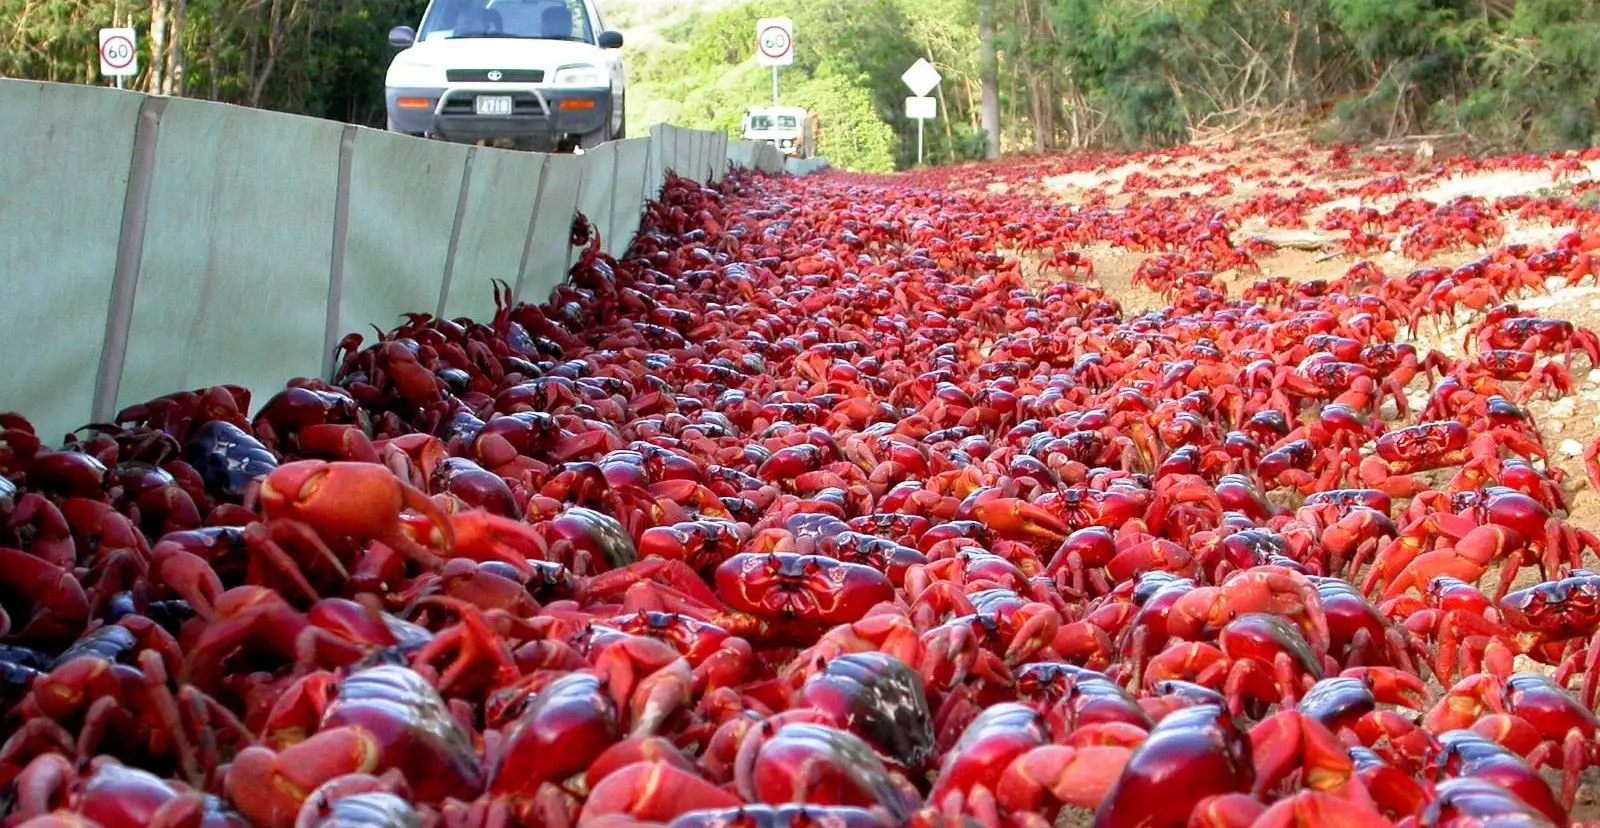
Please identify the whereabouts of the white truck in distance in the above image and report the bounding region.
[384,0,626,152]
[742,106,816,159]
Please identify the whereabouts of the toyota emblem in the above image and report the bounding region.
[487,70,503,81]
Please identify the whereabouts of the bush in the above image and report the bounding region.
[787,75,899,173]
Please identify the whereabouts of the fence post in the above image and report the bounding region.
[92,96,168,424]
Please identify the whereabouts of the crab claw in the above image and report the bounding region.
[580,760,741,826]
[1249,709,1357,799]
[1423,673,1509,733]
[995,744,1131,816]
[1258,790,1393,828]
[631,659,693,738]
[224,727,382,828]
[585,737,698,792]
[259,460,451,567]
[150,546,225,622]
[0,547,89,649]
[1191,793,1267,828]
[1339,666,1430,710]
[919,620,1012,693]
[969,496,1069,543]
[401,509,547,577]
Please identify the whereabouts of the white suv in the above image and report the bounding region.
[384,0,626,152]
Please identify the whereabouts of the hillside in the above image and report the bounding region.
[596,0,745,49]
[595,0,752,134]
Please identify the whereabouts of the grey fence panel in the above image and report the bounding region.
[0,76,740,439]
[116,98,343,413]
[338,128,471,359]
[654,124,681,177]
[518,153,586,304]
[708,132,730,182]
[0,81,144,440]
[442,148,548,319]
[575,142,620,257]
[684,130,705,181]
[609,138,652,258]
[645,124,668,197]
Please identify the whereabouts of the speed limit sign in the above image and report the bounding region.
[755,18,794,67]
[99,28,138,77]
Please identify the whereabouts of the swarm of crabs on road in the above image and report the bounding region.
[5,139,1600,828]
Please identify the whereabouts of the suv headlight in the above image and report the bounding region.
[552,64,604,86]
[387,57,441,88]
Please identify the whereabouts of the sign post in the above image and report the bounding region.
[756,17,794,106]
[901,59,943,166]
[906,97,937,166]
[99,27,138,89]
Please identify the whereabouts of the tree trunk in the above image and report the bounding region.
[148,0,166,94]
[1030,77,1048,153]
[166,0,186,95]
[1040,72,1056,150]
[935,76,956,156]
[978,0,1000,160]
[248,0,287,107]
[924,37,957,157]
[207,22,220,100]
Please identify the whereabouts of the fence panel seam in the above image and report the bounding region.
[513,156,553,301]
[322,124,358,379]
[435,148,478,318]
[92,95,168,424]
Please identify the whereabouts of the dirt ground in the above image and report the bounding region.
[1019,138,1600,506]
[1021,139,1600,545]
[1005,137,1600,825]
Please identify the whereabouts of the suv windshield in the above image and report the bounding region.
[419,0,594,42]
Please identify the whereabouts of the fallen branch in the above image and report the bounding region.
[1370,132,1467,151]
[1275,238,1336,252]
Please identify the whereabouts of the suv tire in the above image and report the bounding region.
[578,104,616,150]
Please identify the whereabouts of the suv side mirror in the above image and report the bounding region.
[388,26,417,47]
[597,30,623,49]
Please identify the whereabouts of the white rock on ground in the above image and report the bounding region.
[1560,438,1584,457]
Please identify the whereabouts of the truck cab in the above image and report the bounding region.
[742,106,815,159]
[384,0,626,152]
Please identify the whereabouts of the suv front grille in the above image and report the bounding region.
[447,69,545,83]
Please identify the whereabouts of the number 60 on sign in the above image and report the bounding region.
[99,27,138,77]
[755,18,794,67]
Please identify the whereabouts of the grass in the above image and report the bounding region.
[595,0,749,135]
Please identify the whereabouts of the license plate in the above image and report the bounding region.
[475,95,513,116]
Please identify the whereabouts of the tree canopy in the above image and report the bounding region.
[3,0,1596,169]
[617,0,1599,170]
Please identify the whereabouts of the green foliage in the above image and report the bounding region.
[1457,0,1600,150]
[4,0,1598,158]
[614,0,919,172]
[787,74,898,173]
[1326,0,1436,64]
[611,0,1598,166]
[0,0,426,125]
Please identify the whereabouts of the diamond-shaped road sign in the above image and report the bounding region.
[901,58,942,98]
